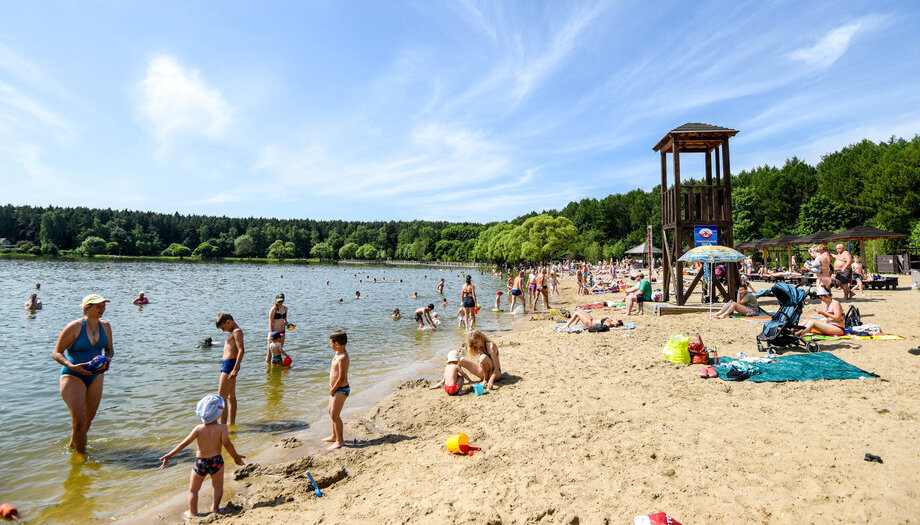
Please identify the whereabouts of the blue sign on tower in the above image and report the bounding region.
[694,225,718,247]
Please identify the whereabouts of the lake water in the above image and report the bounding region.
[0,259,510,523]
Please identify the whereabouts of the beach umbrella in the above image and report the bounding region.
[678,245,746,314]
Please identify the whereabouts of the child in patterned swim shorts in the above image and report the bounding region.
[159,394,246,518]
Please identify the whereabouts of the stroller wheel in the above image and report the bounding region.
[806,341,819,353]
[756,341,765,353]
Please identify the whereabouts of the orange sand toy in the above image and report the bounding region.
[0,503,21,522]
[446,433,481,456]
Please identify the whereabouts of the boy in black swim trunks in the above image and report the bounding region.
[324,331,350,450]
[159,394,245,518]
[216,313,244,425]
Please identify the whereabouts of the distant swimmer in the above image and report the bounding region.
[215,313,244,425]
[133,292,149,306]
[36,283,41,290]
[412,292,418,300]
[442,298,448,308]
[25,293,42,310]
[392,308,401,320]
[339,298,344,303]
[326,280,330,286]
[196,337,213,348]
[52,294,113,454]
[355,291,362,299]
[437,278,445,294]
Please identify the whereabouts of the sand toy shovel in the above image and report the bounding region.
[305,471,323,497]
[446,433,481,456]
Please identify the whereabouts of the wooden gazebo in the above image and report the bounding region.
[654,123,739,305]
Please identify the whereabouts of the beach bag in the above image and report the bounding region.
[662,334,690,364]
[587,323,610,333]
[688,333,708,364]
[844,305,861,329]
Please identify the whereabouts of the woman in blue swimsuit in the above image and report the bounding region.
[52,294,114,454]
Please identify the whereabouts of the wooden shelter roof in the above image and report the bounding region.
[625,242,662,255]
[792,231,836,245]
[762,234,800,247]
[827,225,905,242]
[653,122,739,153]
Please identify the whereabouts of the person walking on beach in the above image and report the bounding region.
[510,271,526,313]
[532,268,549,311]
[52,294,114,454]
[460,275,477,330]
[215,313,244,425]
[813,244,833,289]
[159,394,245,518]
[832,244,853,300]
[324,330,350,450]
[269,293,288,349]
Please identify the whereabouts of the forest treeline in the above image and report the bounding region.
[1,135,918,263]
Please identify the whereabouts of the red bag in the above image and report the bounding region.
[688,333,708,365]
[635,513,682,525]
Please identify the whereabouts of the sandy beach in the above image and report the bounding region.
[148,275,920,524]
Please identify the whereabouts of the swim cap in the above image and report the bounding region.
[196,394,225,424]
[81,294,110,308]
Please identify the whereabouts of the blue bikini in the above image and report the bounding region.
[61,319,108,387]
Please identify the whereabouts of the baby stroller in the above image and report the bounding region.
[756,281,819,353]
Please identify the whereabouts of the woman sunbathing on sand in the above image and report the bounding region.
[565,310,623,330]
[795,286,844,337]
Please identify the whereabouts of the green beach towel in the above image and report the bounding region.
[716,353,877,382]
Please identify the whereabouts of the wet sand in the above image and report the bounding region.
[144,276,920,524]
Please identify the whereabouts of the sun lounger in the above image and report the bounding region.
[864,277,897,290]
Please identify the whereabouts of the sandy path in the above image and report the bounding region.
[169,276,919,524]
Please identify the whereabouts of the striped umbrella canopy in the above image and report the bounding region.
[678,244,746,263]
[678,245,745,314]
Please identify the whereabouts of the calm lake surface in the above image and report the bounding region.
[0,259,510,523]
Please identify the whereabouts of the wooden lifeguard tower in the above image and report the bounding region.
[653,123,739,305]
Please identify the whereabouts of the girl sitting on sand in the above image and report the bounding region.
[464,330,502,390]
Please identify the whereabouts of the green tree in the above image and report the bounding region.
[234,235,255,257]
[793,194,859,236]
[162,243,192,258]
[106,241,120,254]
[311,242,334,259]
[193,241,217,259]
[80,236,107,256]
[267,239,287,260]
[338,242,359,259]
[39,209,65,246]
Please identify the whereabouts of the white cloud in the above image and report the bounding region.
[137,55,233,146]
[788,20,865,68]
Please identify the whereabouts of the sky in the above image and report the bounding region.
[1,1,919,222]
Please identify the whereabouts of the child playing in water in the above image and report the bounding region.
[392,308,401,319]
[159,394,245,518]
[429,350,474,395]
[324,330,350,450]
[215,313,244,425]
[494,290,503,311]
[265,331,290,366]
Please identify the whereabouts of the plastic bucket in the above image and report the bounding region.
[472,383,484,395]
[446,433,470,454]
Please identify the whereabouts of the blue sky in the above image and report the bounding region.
[1,1,918,222]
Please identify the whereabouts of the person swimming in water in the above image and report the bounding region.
[133,292,149,305]
[392,308,401,320]
[25,292,42,310]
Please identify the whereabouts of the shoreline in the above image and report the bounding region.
[121,312,529,524]
[164,276,920,524]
